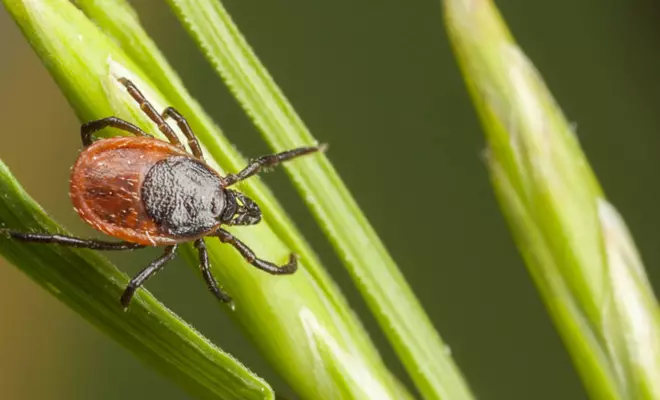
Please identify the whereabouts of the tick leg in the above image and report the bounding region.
[213,229,297,274]
[81,117,152,147]
[162,107,204,160]
[195,238,232,303]
[117,77,185,150]
[223,144,327,186]
[0,230,146,250]
[120,245,178,308]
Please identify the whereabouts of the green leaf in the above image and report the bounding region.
[444,0,660,398]
[2,0,411,399]
[162,1,475,399]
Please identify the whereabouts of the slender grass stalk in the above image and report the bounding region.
[444,0,660,398]
[1,0,412,399]
[163,1,474,399]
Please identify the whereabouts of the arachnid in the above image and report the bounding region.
[1,78,325,308]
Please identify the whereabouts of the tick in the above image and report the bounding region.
[1,78,325,308]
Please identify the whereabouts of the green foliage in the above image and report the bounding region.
[445,0,660,398]
[6,0,654,399]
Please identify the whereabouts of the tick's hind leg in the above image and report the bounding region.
[214,229,297,274]
[1,230,146,250]
[120,245,178,309]
[162,107,204,160]
[81,117,152,147]
[118,78,184,150]
[195,239,232,304]
[224,144,327,186]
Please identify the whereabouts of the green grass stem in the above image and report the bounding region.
[444,0,660,398]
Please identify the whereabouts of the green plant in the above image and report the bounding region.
[2,0,658,399]
[445,0,660,399]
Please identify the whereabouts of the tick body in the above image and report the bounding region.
[3,78,326,308]
[71,136,224,245]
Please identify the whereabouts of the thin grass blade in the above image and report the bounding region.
[444,0,660,398]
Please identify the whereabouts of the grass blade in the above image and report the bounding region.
[164,1,475,399]
[444,0,660,398]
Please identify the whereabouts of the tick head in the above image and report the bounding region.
[220,189,262,226]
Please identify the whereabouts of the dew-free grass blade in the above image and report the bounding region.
[444,0,660,398]
[163,1,475,399]
[0,160,272,400]
[3,1,411,399]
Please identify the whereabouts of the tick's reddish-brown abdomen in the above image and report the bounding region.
[70,136,192,245]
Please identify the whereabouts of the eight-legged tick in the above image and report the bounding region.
[1,78,326,309]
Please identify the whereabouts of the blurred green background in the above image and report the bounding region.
[1,1,659,399]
